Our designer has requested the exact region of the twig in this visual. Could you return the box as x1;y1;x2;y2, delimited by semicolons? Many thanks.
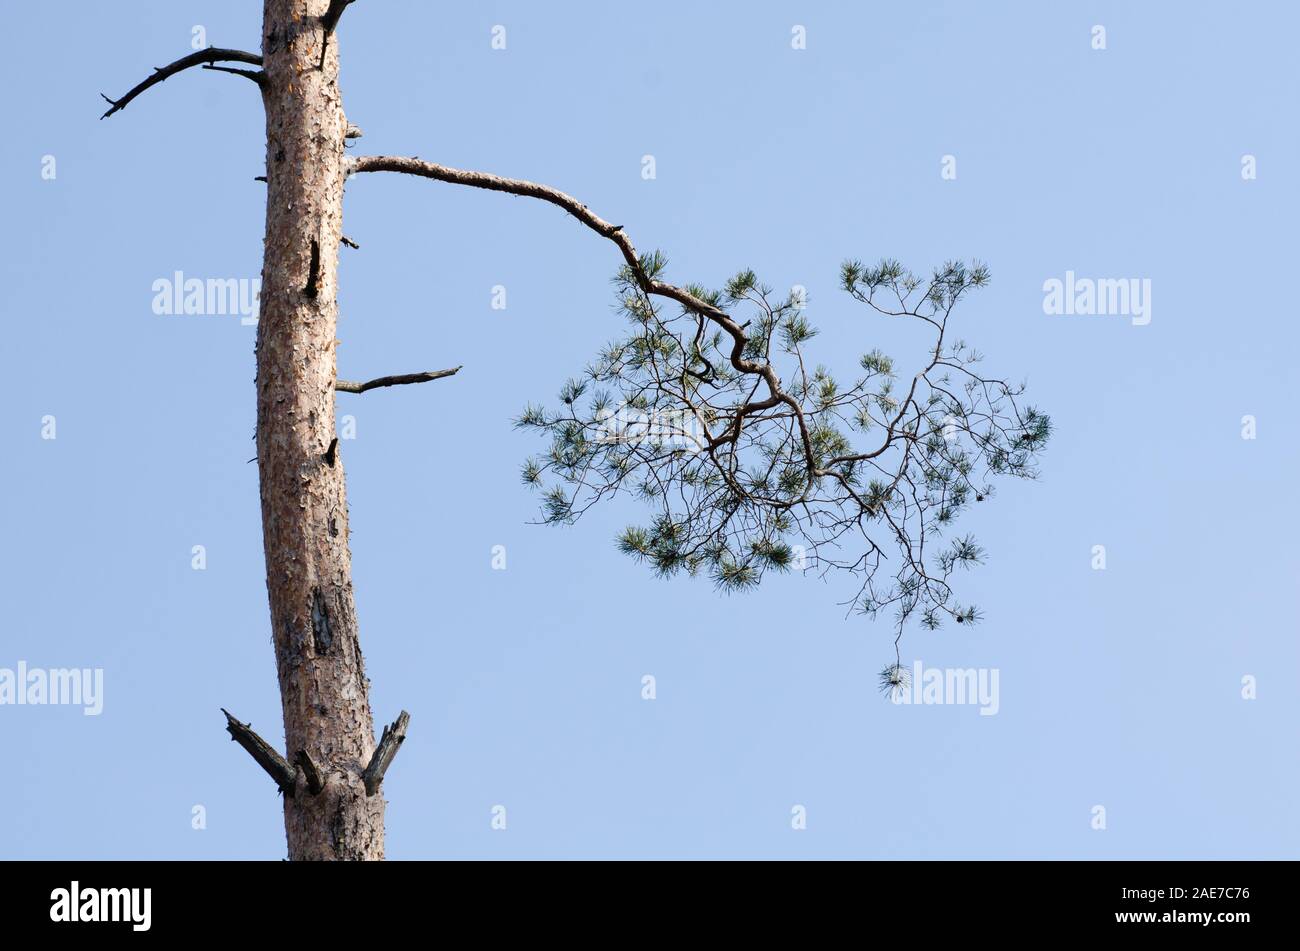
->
200;63;266;87
101;48;263;119
362;711;410;796
335;366;462;394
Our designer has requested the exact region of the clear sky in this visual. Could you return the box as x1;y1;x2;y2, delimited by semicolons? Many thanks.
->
2;1;1297;859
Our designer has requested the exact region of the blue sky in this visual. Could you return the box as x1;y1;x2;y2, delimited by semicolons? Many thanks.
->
2;1;1297;859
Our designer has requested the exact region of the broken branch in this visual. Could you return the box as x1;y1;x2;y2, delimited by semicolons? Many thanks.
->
101;48;263;119
363;710;410;797
222;708;296;795
335;367;462;394
294;750;325;796
319;0;358;68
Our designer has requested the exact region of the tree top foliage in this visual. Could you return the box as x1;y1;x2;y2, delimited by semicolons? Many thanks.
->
517;257;1050;673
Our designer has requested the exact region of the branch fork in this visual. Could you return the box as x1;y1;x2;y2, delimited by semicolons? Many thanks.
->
223;707;409;799
101;48;263;119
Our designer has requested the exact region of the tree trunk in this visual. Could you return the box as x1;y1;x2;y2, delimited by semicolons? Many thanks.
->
255;0;383;860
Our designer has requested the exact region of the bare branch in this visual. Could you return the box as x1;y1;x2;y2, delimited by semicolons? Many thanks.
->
348;156;637;265
363;711;410;797
201;63;266;87
322;0;358;35
347;156;815;474
101;48;263;119
222;708;296;795
336;367;462;394
319;0;358;68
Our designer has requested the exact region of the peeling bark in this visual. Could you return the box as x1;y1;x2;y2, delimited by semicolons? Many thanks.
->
255;0;383;860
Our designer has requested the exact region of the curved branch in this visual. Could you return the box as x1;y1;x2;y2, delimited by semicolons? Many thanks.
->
101;48;263;119
336;366;461;394
347;155;816;479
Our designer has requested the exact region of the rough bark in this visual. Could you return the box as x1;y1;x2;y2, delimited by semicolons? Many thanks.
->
255;0;382;860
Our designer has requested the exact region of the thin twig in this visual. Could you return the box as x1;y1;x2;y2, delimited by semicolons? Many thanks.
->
336;366;462;394
200;63;266;86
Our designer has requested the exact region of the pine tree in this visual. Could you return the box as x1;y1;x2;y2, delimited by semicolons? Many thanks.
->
102;1;1048;860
